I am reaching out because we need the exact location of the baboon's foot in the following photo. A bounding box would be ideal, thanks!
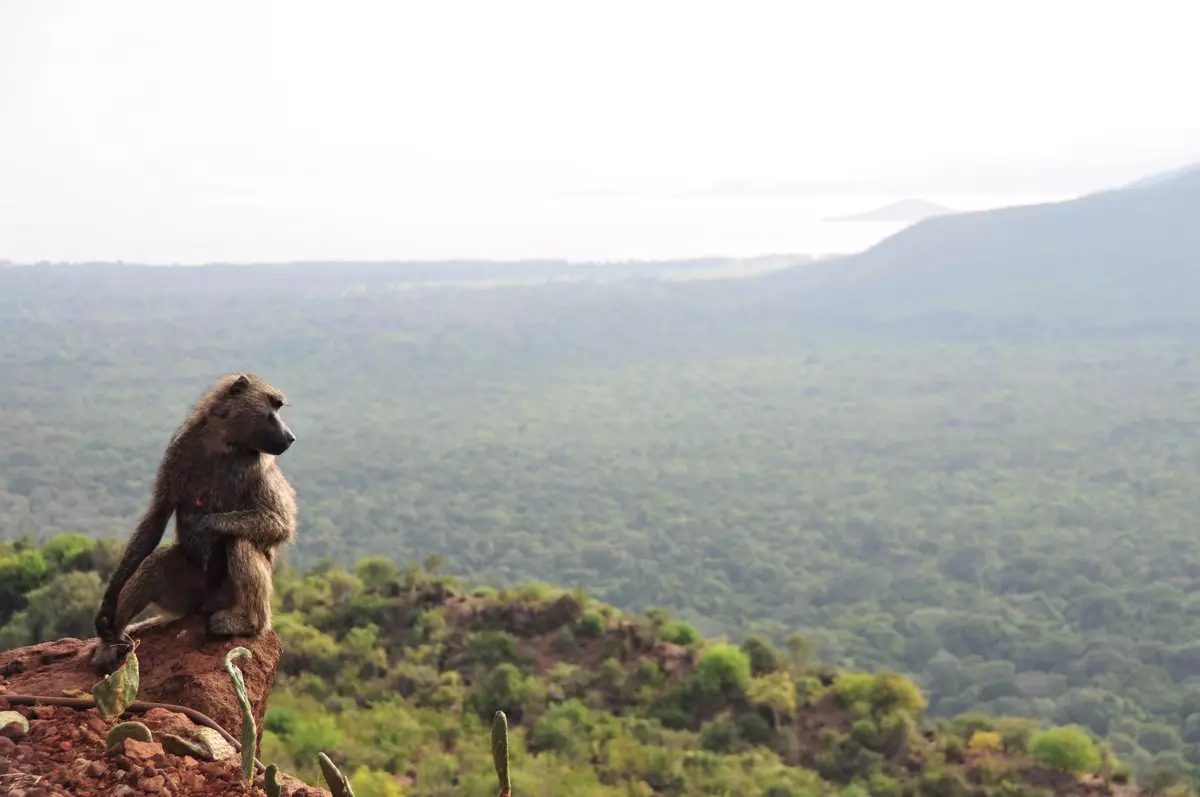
[206,610,264,637]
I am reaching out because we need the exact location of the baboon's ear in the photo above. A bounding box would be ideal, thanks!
[227,374,251,396]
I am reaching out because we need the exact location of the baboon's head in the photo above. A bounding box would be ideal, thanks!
[204,372,297,456]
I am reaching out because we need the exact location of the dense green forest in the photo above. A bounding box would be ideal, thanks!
[4,248,1200,782]
[2,534,1167,797]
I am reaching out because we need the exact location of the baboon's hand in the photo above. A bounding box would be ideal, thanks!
[94,606,116,641]
[89,635,134,674]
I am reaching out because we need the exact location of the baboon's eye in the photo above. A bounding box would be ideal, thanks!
[269,397,284,410]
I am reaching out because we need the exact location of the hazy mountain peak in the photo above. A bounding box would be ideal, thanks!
[829,198,955,223]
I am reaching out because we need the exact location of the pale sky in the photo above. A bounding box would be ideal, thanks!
[2,0,1199,263]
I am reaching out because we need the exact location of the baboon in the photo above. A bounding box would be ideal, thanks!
[91,372,298,673]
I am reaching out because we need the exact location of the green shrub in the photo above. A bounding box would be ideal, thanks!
[551,625,580,656]
[700,714,739,752]
[578,610,605,637]
[832,671,926,716]
[692,643,752,697]
[740,634,783,675]
[264,707,300,736]
[530,699,590,755]
[662,621,700,645]
[41,533,96,570]
[0,549,50,610]
[737,712,773,744]
[1029,725,1102,775]
[993,716,1040,755]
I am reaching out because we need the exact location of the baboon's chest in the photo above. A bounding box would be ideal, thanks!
[177,461,265,513]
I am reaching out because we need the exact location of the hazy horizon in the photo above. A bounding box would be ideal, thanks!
[3,0,1199,263]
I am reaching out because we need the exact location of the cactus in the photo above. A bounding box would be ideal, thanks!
[318,752,356,797]
[264,762,282,797]
[92,650,140,721]
[105,720,152,752]
[223,646,257,782]
[492,710,511,797]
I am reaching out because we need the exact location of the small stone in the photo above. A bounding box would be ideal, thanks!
[121,737,165,760]
[31,705,55,720]
[87,760,106,777]
[181,772,207,791]
[84,713,109,735]
[0,710,29,738]
[59,740,73,751]
[112,786,135,797]
[141,774,166,791]
[0,736,15,755]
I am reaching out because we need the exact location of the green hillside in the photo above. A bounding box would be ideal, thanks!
[5,258,1200,780]
[2,534,1164,797]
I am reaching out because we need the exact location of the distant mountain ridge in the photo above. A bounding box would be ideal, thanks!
[828,198,955,223]
[1120,161,1200,191]
[767,164,1200,325]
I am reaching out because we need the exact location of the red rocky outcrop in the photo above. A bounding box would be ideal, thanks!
[0,617,328,796]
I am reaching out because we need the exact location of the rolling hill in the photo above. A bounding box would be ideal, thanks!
[769,166,1200,325]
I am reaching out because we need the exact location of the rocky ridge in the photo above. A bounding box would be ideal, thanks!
[0,617,328,796]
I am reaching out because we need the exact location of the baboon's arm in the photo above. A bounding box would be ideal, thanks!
[95,476,174,639]
[198,508,294,546]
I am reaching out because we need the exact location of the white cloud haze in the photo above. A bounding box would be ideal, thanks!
[2,0,1199,262]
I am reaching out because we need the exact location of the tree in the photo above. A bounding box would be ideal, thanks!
[746,672,798,727]
[692,644,752,697]
[1029,725,1103,775]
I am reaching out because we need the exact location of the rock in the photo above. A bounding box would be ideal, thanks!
[0,710,30,738]
[159,727,236,762]
[0,616,282,747]
[140,773,166,791]
[118,737,164,760]
[0,618,332,796]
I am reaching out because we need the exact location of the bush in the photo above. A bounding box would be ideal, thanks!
[993,716,1040,755]
[551,625,580,656]
[872,672,927,714]
[1029,725,1102,775]
[700,713,739,752]
[692,643,752,697]
[968,730,1003,752]
[0,549,50,612]
[738,712,774,744]
[832,671,926,716]
[578,610,605,638]
[41,533,96,570]
[264,707,300,736]
[662,621,700,645]
[530,699,590,755]
[741,634,783,675]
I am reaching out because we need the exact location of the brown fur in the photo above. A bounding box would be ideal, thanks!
[91,372,298,673]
